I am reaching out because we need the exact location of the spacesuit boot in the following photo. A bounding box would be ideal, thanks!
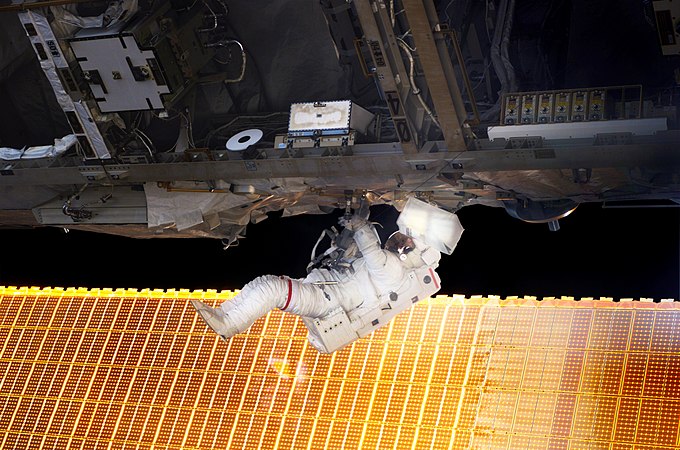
[190,300,241,341]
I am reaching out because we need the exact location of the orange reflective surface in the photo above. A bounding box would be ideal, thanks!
[0,288,679,449]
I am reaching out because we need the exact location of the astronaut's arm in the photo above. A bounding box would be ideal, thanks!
[351,222,386,268]
[350,220,406,288]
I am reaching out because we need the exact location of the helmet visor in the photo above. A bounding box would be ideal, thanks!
[385,231,415,255]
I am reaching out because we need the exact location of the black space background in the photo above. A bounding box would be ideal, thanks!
[1,203,678,300]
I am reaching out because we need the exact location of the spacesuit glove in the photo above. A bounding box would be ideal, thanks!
[339,214,368,231]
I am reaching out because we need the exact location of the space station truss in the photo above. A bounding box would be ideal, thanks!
[0,287,679,449]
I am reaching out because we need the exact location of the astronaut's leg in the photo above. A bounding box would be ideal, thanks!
[279,279,335,318]
[192,275,334,341]
[191,300,243,341]
[191,275,288,340]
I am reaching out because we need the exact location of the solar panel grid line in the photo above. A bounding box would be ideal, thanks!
[617,311,636,398]
[351,344,382,447]
[290,346,325,449]
[167,315,205,447]
[612,320,639,441]
[405,310,441,444]
[30,365,55,439]
[0,358,19,404]
[51,302,77,390]
[6,361,556,390]
[543,310,564,393]
[471,310,500,439]
[108,318,141,442]
[16,297,41,359]
[148,301,190,447]
[555,312,581,442]
[386,340,416,447]
[491,378,512,438]
[449,305,487,450]
[186,328,222,448]
[572,368,602,439]
[240,334,280,449]
[34,397,56,438]
[506,308,535,433]
[74,297,124,447]
[172,312,212,446]
[207,333,246,450]
[0,293,11,326]
[411,303,453,450]
[1,298,46,447]
[596,316,616,442]
[321,341,357,449]
[342,321,386,447]
[51,294,73,328]
[609,315,635,447]
[0,335,9,386]
[337,334,375,448]
[528,350,551,436]
[224,310,274,450]
[394,306,431,449]
[651,312,670,353]
[15,321,662,350]
[3,340,33,400]
[83,374,111,442]
[518,309,540,435]
[10,370,668,408]
[430,305,467,448]
[3,331,24,364]
[356,301,399,450]
[223,334,260,447]
[304,350,337,450]
[651,318,679,446]
[432,304,467,449]
[267,319,306,449]
[175,328,209,448]
[632,312,656,445]
[229,340,264,446]
[56,393,78,439]
[388,354,417,444]
[10,298,35,361]
[118,303,157,446]
[567,309,594,443]
[281,328,314,447]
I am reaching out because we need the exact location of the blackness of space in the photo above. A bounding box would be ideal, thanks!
[1,203,678,300]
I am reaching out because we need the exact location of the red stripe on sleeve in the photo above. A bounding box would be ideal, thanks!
[429,268,440,290]
[281,278,293,311]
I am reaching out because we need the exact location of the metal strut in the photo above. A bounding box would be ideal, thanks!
[17,10,110,159]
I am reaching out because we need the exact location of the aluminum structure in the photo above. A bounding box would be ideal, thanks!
[0,0,677,241]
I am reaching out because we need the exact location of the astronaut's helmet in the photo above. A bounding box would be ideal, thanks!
[387,231,441,268]
[385,231,415,260]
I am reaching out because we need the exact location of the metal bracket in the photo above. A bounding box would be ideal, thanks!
[78,165,129,181]
[594,132,633,146]
[572,168,592,184]
[504,136,544,149]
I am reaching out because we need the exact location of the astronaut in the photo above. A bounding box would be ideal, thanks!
[192,200,462,353]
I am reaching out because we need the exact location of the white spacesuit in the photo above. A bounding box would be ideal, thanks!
[192,200,463,353]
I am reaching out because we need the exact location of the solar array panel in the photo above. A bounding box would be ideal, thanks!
[0,288,679,449]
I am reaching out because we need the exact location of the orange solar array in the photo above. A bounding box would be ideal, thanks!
[0,287,679,449]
